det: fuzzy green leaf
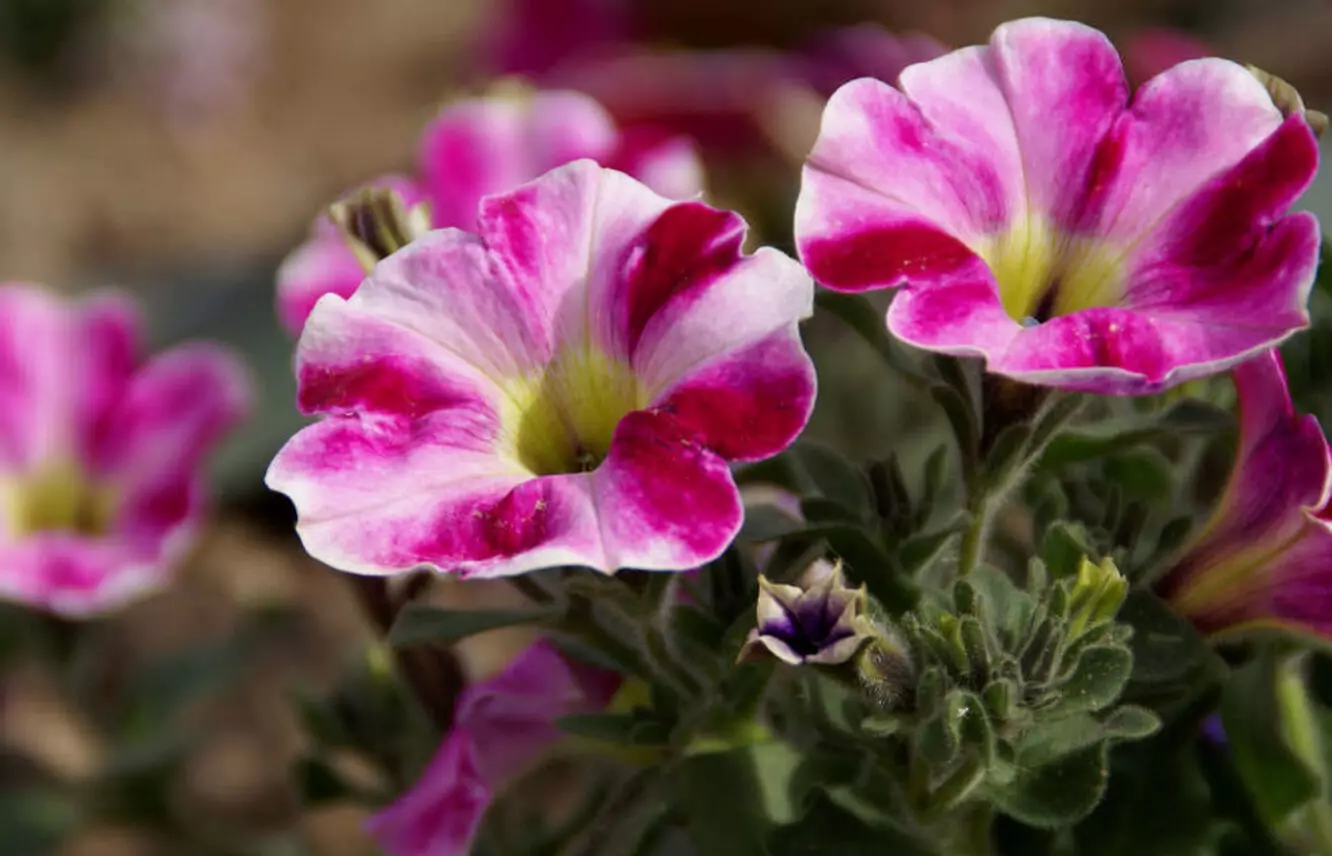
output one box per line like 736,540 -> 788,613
389,605 -> 554,647
1057,645 -> 1133,714
991,743 -> 1110,829
791,442 -> 874,520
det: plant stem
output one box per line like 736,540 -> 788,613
348,576 -> 464,731
957,489 -> 992,577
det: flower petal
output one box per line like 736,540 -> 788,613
1072,58 -> 1284,244
275,235 -> 366,335
590,409 -> 742,571
0,535 -> 172,617
606,128 -> 705,201
418,91 -> 618,231
886,274 -> 1020,360
365,733 -> 491,856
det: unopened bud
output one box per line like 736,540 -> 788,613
738,560 -> 873,666
1066,556 -> 1128,638
328,187 -> 433,272
1247,65 -> 1328,138
856,630 -> 916,710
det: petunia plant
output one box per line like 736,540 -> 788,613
9,11 -> 1332,856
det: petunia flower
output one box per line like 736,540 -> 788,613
275,87 -> 703,335
266,160 -> 815,579
739,560 -> 874,666
0,285 -> 248,616
796,17 -> 1321,396
1156,351 -> 1332,640
366,638 -> 619,856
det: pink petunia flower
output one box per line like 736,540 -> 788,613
796,17 -> 1321,396
266,161 -> 815,579
366,639 -> 620,856
1157,351 -> 1332,641
0,285 -> 248,616
275,88 -> 704,335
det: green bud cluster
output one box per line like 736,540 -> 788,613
861,558 -> 1160,828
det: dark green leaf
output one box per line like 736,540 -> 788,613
1103,449 -> 1173,503
767,790 -> 932,856
1118,591 -> 1213,688
1040,521 -> 1094,580
991,743 -> 1110,828
932,384 -> 979,468
791,442 -> 874,520
295,756 -> 356,806
898,514 -> 967,572
388,604 -> 554,647
556,713 -> 671,747
1057,646 -> 1133,714
676,742 -> 805,856
1220,650 -> 1320,826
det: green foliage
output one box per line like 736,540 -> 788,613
388,604 -> 556,647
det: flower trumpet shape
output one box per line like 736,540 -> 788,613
276,86 -> 703,334
795,17 -> 1321,395
739,560 -> 874,665
366,639 -> 619,856
0,286 -> 248,616
1157,351 -> 1332,640
267,161 -> 816,578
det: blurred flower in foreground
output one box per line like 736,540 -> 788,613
1157,351 -> 1332,641
367,639 -> 619,856
0,285 -> 248,616
1121,27 -> 1211,88
739,559 -> 873,665
275,86 -> 703,334
796,16 -> 1321,396
267,161 -> 815,578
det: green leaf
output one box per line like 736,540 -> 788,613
388,604 -> 554,647
676,742 -> 806,855
0,790 -> 78,856
1117,591 -> 1212,687
294,756 -> 356,806
991,743 -> 1110,829
1098,705 -> 1161,740
766,790 -> 933,856
790,442 -> 874,520
932,384 -> 979,469
1057,645 -> 1133,714
985,422 -> 1033,482
814,291 -> 929,383
1040,521 -> 1095,580
739,503 -> 805,541
1220,650 -> 1321,826
1103,448 -> 1173,502
556,712 -> 671,747
897,514 -> 967,572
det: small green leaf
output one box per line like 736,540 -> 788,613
1103,449 -> 1173,502
1040,521 -> 1094,580
991,743 -> 1110,829
897,515 -> 967,572
790,442 -> 874,520
1098,705 -> 1161,740
388,604 -> 554,647
1057,645 -> 1132,714
676,742 -> 806,855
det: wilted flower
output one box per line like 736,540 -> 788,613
0,285 -> 248,616
366,639 -> 618,856
796,17 -> 1320,395
1157,351 -> 1332,640
267,161 -> 815,578
740,560 -> 874,665
275,86 -> 704,334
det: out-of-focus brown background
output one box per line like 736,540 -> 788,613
1,1 -> 1330,854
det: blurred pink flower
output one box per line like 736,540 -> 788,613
797,17 -> 1320,395
1122,27 -> 1212,88
0,285 -> 248,616
1158,351 -> 1332,641
275,88 -> 703,335
267,162 -> 815,579
366,639 -> 619,856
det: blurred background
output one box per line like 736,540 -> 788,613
2,0 -> 1332,854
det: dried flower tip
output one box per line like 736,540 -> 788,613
1247,65 -> 1327,138
329,187 -> 432,272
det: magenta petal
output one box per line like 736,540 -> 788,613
591,409 -> 742,571
419,91 -> 618,232
655,329 -> 815,462
0,536 -> 171,618
365,734 -> 491,856
606,127 -> 705,201
886,275 -> 1020,359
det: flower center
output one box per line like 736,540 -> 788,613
10,462 -> 116,538
501,347 -> 645,476
980,217 -> 1125,324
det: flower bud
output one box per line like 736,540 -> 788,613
328,186 -> 433,272
738,560 -> 874,666
1065,556 -> 1128,639
1247,65 -> 1328,138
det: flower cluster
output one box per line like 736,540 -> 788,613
10,10 -> 1332,856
